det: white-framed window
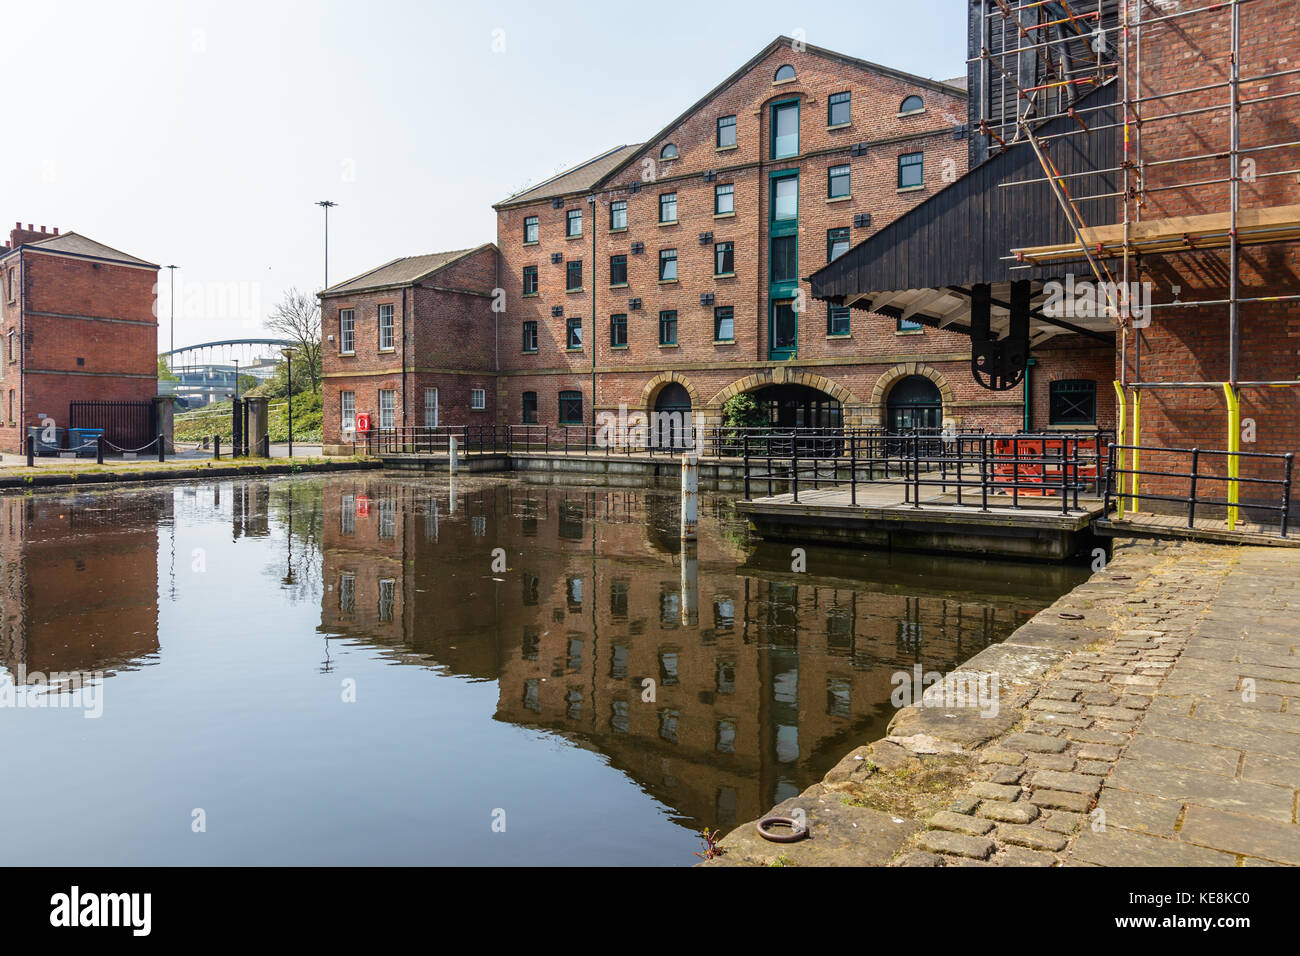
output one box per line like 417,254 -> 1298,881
378,304 -> 395,350
471,388 -> 486,410
379,389 -> 396,428
424,387 -> 439,427
340,390 -> 355,431
339,309 -> 355,353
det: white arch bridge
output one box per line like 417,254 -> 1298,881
160,338 -> 296,407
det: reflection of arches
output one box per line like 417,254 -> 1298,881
868,363 -> 954,428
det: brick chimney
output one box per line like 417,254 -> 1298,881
9,222 -> 60,248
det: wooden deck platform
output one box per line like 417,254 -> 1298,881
1096,511 -> 1300,548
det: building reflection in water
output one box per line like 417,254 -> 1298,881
0,493 -> 166,682
318,477 -> 1085,832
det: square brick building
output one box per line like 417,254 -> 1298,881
0,222 -> 160,455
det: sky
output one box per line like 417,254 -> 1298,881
0,0 -> 967,351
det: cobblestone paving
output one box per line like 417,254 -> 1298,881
709,537 -> 1300,867
898,539 -> 1300,867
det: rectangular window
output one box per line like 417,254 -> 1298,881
772,100 -> 799,159
659,248 -> 677,281
609,254 -> 627,285
899,151 -> 924,188
659,310 -> 678,346
378,304 -> 395,350
610,313 -> 627,347
522,265 -> 538,295
340,495 -> 355,534
341,390 -> 356,430
715,183 -> 734,215
770,235 -> 797,283
610,200 -> 627,230
566,208 -> 582,237
566,317 -> 583,349
828,90 -> 851,126
566,260 -> 582,290
827,227 -> 851,261
524,215 -> 538,243
378,579 -> 396,622
659,192 -> 677,223
423,388 -> 438,427
828,163 -> 850,198
339,309 -> 355,353
470,388 -> 486,410
828,306 -> 850,336
897,316 -> 924,332
5,268 -> 14,303
379,389 -> 395,429
339,573 -> 355,613
772,176 -> 798,220
522,320 -> 538,352
559,390 -> 583,425
522,391 -> 538,424
714,306 -> 734,342
717,114 -> 737,148
1049,380 -> 1097,425
714,241 -> 734,276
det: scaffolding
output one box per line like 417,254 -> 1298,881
974,0 -> 1300,529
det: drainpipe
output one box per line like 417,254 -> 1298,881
401,287 -> 408,432
589,194 -> 597,427
1022,357 -> 1036,431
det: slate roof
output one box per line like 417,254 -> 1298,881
320,244 -> 492,296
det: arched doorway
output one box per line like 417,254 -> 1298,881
653,382 -> 692,450
885,375 -> 942,432
750,384 -> 842,429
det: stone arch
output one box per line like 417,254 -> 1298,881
705,368 -> 868,426
868,363 -> 957,427
641,372 -> 702,415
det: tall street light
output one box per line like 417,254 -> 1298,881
316,200 -> 337,288
282,346 -> 297,459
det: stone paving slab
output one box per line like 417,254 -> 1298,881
710,539 -> 1300,868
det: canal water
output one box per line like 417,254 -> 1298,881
0,475 -> 1089,865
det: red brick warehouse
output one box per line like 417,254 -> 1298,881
0,222 -> 161,455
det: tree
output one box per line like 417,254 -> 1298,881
266,287 -> 322,392
157,355 -> 179,383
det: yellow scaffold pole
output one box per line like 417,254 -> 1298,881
1113,381 -> 1126,520
1131,389 -> 1141,513
1223,383 -> 1240,529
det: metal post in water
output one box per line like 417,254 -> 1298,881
680,539 -> 698,628
449,435 -> 459,475
681,452 -> 698,541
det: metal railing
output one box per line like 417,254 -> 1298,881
1104,443 -> 1294,537
741,430 -> 1112,514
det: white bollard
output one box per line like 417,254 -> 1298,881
680,540 -> 698,627
681,453 -> 698,540
449,435 -> 459,475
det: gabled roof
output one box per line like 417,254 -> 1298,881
17,231 -> 158,268
320,243 -> 494,297
495,145 -> 643,208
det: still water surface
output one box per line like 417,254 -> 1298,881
0,475 -> 1088,865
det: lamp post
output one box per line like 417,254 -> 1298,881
282,347 -> 297,458
316,200 -> 337,288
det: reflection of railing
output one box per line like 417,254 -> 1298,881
742,431 -> 1112,515
1104,443 -> 1294,537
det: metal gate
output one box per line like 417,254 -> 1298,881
68,401 -> 155,450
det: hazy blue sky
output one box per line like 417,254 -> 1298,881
1,0 -> 966,348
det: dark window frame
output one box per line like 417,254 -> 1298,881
716,114 -> 737,148
610,200 -> 627,230
609,313 -> 628,347
1049,379 -> 1098,425
566,208 -> 583,237
828,163 -> 850,198
714,306 -> 735,342
714,241 -> 734,276
898,151 -> 924,188
659,191 -> 677,223
565,317 -> 583,350
658,310 -> 678,346
523,215 -> 539,243
558,389 -> 584,425
609,254 -> 627,286
522,264 -> 538,295
659,248 -> 677,281
828,90 -> 851,126
566,259 -> 582,291
522,320 -> 538,353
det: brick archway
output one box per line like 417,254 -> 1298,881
705,368 -> 867,425
641,372 -> 702,416
869,363 -> 956,427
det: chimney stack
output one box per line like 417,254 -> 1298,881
9,221 -> 61,248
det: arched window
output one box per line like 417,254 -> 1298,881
774,64 -> 796,82
660,143 -> 678,159
900,95 -> 925,114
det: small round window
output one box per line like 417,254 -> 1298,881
660,143 -> 678,159
900,95 -> 925,113
774,64 -> 796,82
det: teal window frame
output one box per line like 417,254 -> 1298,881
522,264 -> 538,295
659,192 -> 677,223
522,391 -> 538,424
523,216 -> 538,243
827,306 -> 850,337
774,64 -> 795,82
770,98 -> 799,160
558,390 -> 583,425
716,114 -> 737,148
828,164 -> 850,198
714,306 -> 734,342
566,259 -> 582,290
714,241 -> 734,276
898,151 -> 924,188
827,227 -> 850,262
610,200 -> 627,230
609,254 -> 627,285
714,183 -> 734,215
659,248 -> 677,281
522,320 -> 538,352
900,94 -> 924,113
658,310 -> 678,346
768,168 -> 800,360
896,316 -> 923,332
610,313 -> 627,347
566,208 -> 583,237
566,317 -> 583,349
828,91 -> 851,126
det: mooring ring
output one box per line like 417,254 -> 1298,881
756,816 -> 809,843
1059,612 -> 1085,620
